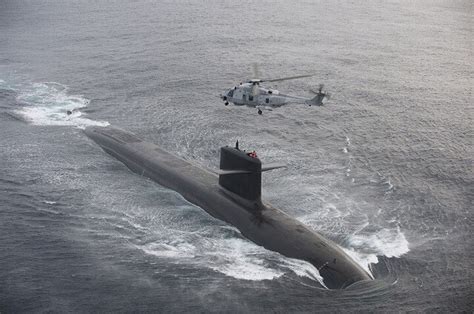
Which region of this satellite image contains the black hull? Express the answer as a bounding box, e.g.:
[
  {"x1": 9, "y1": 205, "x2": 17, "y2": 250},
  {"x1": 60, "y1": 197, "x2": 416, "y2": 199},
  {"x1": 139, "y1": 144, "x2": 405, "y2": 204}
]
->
[{"x1": 84, "y1": 126, "x2": 372, "y2": 289}]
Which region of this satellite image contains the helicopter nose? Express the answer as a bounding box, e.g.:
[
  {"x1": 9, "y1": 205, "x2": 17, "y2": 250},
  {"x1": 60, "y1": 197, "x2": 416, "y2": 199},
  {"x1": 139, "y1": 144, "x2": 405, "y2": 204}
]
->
[{"x1": 222, "y1": 96, "x2": 227, "y2": 101}]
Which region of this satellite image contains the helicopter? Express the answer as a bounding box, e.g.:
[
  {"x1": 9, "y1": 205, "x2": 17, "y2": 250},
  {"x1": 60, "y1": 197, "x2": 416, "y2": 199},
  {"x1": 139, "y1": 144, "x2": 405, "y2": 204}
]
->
[{"x1": 220, "y1": 65, "x2": 331, "y2": 114}]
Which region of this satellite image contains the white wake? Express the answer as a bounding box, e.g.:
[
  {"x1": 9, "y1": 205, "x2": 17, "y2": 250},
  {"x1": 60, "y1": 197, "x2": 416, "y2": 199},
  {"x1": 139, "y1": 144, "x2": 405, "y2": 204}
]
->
[{"x1": 12, "y1": 82, "x2": 109, "y2": 129}]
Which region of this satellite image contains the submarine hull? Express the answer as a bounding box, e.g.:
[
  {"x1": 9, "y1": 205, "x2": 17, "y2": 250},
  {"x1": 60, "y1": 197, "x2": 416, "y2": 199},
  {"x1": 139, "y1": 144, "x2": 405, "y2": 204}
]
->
[{"x1": 84, "y1": 126, "x2": 372, "y2": 289}]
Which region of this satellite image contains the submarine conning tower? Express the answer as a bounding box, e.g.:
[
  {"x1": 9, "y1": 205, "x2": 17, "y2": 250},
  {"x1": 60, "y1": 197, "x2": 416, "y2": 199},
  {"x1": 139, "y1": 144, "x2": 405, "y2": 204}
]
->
[{"x1": 219, "y1": 146, "x2": 262, "y2": 201}]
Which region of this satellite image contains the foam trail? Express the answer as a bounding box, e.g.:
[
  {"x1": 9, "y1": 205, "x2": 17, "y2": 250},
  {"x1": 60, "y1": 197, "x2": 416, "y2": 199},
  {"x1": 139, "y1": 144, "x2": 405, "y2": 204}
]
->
[
  {"x1": 0, "y1": 79, "x2": 17, "y2": 92},
  {"x1": 345, "y1": 226, "x2": 410, "y2": 275},
  {"x1": 277, "y1": 257, "x2": 326, "y2": 287},
  {"x1": 13, "y1": 82, "x2": 109, "y2": 129},
  {"x1": 136, "y1": 237, "x2": 286, "y2": 281},
  {"x1": 135, "y1": 231, "x2": 327, "y2": 285},
  {"x1": 207, "y1": 238, "x2": 286, "y2": 281}
]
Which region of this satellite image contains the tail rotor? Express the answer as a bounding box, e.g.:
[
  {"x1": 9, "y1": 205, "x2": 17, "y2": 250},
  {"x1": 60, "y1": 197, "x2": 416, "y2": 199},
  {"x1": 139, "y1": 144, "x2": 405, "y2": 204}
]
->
[{"x1": 308, "y1": 83, "x2": 330, "y2": 106}]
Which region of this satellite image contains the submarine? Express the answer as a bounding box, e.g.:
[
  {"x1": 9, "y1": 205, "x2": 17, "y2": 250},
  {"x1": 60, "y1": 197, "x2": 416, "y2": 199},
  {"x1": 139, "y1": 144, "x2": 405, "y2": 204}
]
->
[{"x1": 84, "y1": 126, "x2": 372, "y2": 289}]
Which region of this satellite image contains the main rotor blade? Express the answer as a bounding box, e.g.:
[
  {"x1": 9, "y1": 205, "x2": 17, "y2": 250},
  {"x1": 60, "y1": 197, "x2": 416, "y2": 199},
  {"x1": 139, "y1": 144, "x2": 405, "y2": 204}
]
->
[
  {"x1": 263, "y1": 74, "x2": 314, "y2": 83},
  {"x1": 252, "y1": 63, "x2": 261, "y2": 79}
]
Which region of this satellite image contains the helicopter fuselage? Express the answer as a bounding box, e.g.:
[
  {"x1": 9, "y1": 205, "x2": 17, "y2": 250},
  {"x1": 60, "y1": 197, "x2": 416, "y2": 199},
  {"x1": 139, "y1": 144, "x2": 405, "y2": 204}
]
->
[
  {"x1": 220, "y1": 66, "x2": 329, "y2": 114},
  {"x1": 221, "y1": 82, "x2": 326, "y2": 115},
  {"x1": 223, "y1": 83, "x2": 291, "y2": 107}
]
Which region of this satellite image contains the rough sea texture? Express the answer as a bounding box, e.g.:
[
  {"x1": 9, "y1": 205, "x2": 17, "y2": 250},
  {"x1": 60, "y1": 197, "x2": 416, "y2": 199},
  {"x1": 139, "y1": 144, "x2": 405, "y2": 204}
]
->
[{"x1": 0, "y1": 0, "x2": 472, "y2": 312}]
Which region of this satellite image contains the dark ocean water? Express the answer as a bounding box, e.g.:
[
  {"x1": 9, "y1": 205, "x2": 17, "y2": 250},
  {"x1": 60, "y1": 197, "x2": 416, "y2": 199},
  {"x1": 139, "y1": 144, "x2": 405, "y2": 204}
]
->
[{"x1": 0, "y1": 0, "x2": 472, "y2": 312}]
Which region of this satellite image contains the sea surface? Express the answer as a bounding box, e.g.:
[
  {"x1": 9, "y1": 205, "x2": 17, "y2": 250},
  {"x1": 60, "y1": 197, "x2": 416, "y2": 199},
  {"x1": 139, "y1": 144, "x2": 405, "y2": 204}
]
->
[{"x1": 0, "y1": 0, "x2": 472, "y2": 312}]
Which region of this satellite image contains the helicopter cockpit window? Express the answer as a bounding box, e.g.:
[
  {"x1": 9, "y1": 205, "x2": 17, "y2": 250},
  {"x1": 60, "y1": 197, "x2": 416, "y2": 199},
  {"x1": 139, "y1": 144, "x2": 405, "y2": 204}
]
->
[
  {"x1": 227, "y1": 90, "x2": 234, "y2": 97},
  {"x1": 265, "y1": 98, "x2": 269, "y2": 104},
  {"x1": 249, "y1": 95, "x2": 254, "y2": 101}
]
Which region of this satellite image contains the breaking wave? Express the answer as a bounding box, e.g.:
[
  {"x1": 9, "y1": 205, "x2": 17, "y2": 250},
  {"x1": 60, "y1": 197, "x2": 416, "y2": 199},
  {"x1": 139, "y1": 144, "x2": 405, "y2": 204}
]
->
[
  {"x1": 11, "y1": 81, "x2": 109, "y2": 129},
  {"x1": 134, "y1": 230, "x2": 326, "y2": 286}
]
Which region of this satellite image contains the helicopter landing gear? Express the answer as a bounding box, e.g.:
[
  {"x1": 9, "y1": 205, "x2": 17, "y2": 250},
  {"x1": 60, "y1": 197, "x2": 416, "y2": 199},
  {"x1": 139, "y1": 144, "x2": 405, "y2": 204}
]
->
[
  {"x1": 225, "y1": 102, "x2": 229, "y2": 106},
  {"x1": 257, "y1": 109, "x2": 262, "y2": 115}
]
